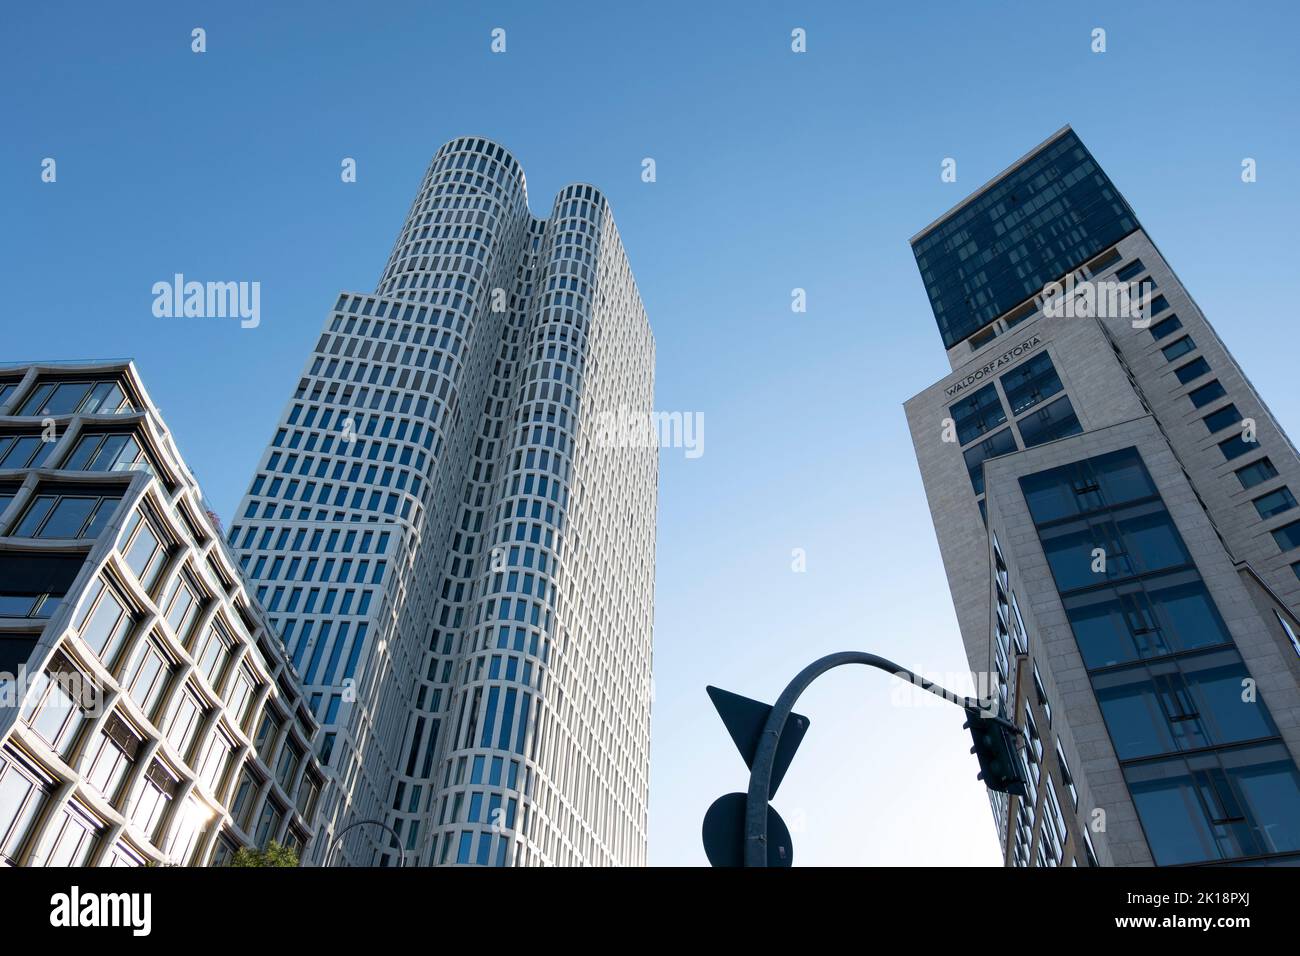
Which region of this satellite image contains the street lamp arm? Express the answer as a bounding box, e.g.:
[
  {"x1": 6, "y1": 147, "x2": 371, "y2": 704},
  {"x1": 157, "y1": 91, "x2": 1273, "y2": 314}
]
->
[
  {"x1": 327, "y1": 819, "x2": 407, "y2": 868},
  {"x1": 743, "y1": 651, "x2": 993, "y2": 868}
]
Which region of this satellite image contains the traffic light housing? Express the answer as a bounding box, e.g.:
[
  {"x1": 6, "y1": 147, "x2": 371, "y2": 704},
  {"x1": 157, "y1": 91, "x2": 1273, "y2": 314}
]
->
[{"x1": 963, "y1": 709, "x2": 1027, "y2": 796}]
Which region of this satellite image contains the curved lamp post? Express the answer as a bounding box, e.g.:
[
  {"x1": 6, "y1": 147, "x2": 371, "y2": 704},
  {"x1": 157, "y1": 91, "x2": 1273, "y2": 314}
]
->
[
  {"x1": 326, "y1": 819, "x2": 407, "y2": 868},
  {"x1": 735, "y1": 651, "x2": 1023, "y2": 868}
]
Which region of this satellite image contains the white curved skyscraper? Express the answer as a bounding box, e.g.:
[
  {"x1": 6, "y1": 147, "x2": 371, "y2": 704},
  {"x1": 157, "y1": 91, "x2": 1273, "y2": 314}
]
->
[{"x1": 227, "y1": 137, "x2": 656, "y2": 866}]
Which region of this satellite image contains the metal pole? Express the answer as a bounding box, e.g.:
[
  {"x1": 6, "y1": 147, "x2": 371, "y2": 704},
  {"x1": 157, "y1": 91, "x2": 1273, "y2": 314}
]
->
[
  {"x1": 326, "y1": 819, "x2": 408, "y2": 868},
  {"x1": 743, "y1": 651, "x2": 991, "y2": 867}
]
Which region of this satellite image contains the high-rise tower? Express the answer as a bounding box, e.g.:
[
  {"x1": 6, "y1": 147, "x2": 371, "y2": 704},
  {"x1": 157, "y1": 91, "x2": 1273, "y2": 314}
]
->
[
  {"x1": 228, "y1": 137, "x2": 656, "y2": 866},
  {"x1": 905, "y1": 127, "x2": 1300, "y2": 866}
]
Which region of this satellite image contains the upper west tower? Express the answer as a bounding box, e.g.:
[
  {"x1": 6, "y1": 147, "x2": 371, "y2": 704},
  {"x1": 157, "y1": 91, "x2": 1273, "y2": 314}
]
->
[{"x1": 228, "y1": 137, "x2": 657, "y2": 866}]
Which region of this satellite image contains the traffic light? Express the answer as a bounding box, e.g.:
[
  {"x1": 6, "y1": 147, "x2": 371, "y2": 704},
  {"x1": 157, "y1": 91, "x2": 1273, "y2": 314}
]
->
[{"x1": 963, "y1": 709, "x2": 1027, "y2": 796}]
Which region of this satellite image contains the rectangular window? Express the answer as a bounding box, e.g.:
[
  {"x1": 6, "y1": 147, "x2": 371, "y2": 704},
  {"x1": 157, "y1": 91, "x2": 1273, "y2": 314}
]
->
[
  {"x1": 1188, "y1": 380, "x2": 1227, "y2": 409},
  {"x1": 0, "y1": 434, "x2": 56, "y2": 469},
  {"x1": 1272, "y1": 520, "x2": 1300, "y2": 553},
  {"x1": 0, "y1": 553, "x2": 82, "y2": 620},
  {"x1": 85, "y1": 713, "x2": 142, "y2": 805},
  {"x1": 0, "y1": 751, "x2": 50, "y2": 865},
  {"x1": 120, "y1": 510, "x2": 169, "y2": 592},
  {"x1": 949, "y1": 384, "x2": 1007, "y2": 445},
  {"x1": 64, "y1": 432, "x2": 147, "y2": 474},
  {"x1": 1125, "y1": 742, "x2": 1300, "y2": 865},
  {"x1": 1001, "y1": 352, "x2": 1064, "y2": 415},
  {"x1": 1253, "y1": 487, "x2": 1297, "y2": 520},
  {"x1": 963, "y1": 427, "x2": 1017, "y2": 496},
  {"x1": 76, "y1": 578, "x2": 135, "y2": 666},
  {"x1": 1219, "y1": 434, "x2": 1255, "y2": 461},
  {"x1": 1235, "y1": 457, "x2": 1278, "y2": 489},
  {"x1": 1115, "y1": 259, "x2": 1146, "y2": 282},
  {"x1": 13, "y1": 491, "x2": 120, "y2": 540},
  {"x1": 1149, "y1": 314, "x2": 1183, "y2": 341},
  {"x1": 1160, "y1": 336, "x2": 1196, "y2": 361},
  {"x1": 1202, "y1": 404, "x2": 1241, "y2": 434},
  {"x1": 1017, "y1": 395, "x2": 1082, "y2": 448},
  {"x1": 1174, "y1": 357, "x2": 1211, "y2": 384}
]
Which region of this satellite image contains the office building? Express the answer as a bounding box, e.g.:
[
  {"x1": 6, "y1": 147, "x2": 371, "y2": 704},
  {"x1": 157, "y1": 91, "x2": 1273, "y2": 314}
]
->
[
  {"x1": 228, "y1": 136, "x2": 657, "y2": 866},
  {"x1": 905, "y1": 127, "x2": 1300, "y2": 865},
  {"x1": 0, "y1": 360, "x2": 325, "y2": 866}
]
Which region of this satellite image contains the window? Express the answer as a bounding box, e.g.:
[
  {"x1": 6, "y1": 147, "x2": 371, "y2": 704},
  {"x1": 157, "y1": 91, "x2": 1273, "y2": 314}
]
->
[
  {"x1": 229, "y1": 767, "x2": 260, "y2": 831},
  {"x1": 194, "y1": 624, "x2": 232, "y2": 689},
  {"x1": 1032, "y1": 661, "x2": 1051, "y2": 725},
  {"x1": 949, "y1": 384, "x2": 1007, "y2": 445},
  {"x1": 1126, "y1": 742, "x2": 1300, "y2": 864},
  {"x1": 36, "y1": 802, "x2": 102, "y2": 867},
  {"x1": 1272, "y1": 520, "x2": 1300, "y2": 552},
  {"x1": 1160, "y1": 336, "x2": 1196, "y2": 361},
  {"x1": 1202, "y1": 404, "x2": 1241, "y2": 434},
  {"x1": 63, "y1": 432, "x2": 148, "y2": 474},
  {"x1": 120, "y1": 509, "x2": 169, "y2": 592},
  {"x1": 1149, "y1": 315, "x2": 1183, "y2": 341},
  {"x1": 167, "y1": 795, "x2": 212, "y2": 865},
  {"x1": 1235, "y1": 457, "x2": 1278, "y2": 489},
  {"x1": 1001, "y1": 352, "x2": 1064, "y2": 415},
  {"x1": 161, "y1": 573, "x2": 203, "y2": 647},
  {"x1": 225, "y1": 669, "x2": 258, "y2": 731},
  {"x1": 125, "y1": 639, "x2": 173, "y2": 718},
  {"x1": 84, "y1": 712, "x2": 142, "y2": 805},
  {"x1": 164, "y1": 687, "x2": 208, "y2": 760},
  {"x1": 130, "y1": 761, "x2": 178, "y2": 842},
  {"x1": 1188, "y1": 380, "x2": 1227, "y2": 409},
  {"x1": 0, "y1": 751, "x2": 51, "y2": 865},
  {"x1": 21, "y1": 654, "x2": 98, "y2": 756},
  {"x1": 1219, "y1": 434, "x2": 1255, "y2": 461},
  {"x1": 275, "y1": 743, "x2": 303, "y2": 792},
  {"x1": 1115, "y1": 259, "x2": 1146, "y2": 282},
  {"x1": 253, "y1": 799, "x2": 284, "y2": 848},
  {"x1": 13, "y1": 491, "x2": 120, "y2": 539},
  {"x1": 75, "y1": 577, "x2": 135, "y2": 666},
  {"x1": 1017, "y1": 395, "x2": 1082, "y2": 448},
  {"x1": 0, "y1": 382, "x2": 19, "y2": 408},
  {"x1": 1092, "y1": 648, "x2": 1277, "y2": 760},
  {"x1": 0, "y1": 434, "x2": 56, "y2": 469},
  {"x1": 1253, "y1": 487, "x2": 1297, "y2": 520},
  {"x1": 17, "y1": 380, "x2": 132, "y2": 417},
  {"x1": 197, "y1": 729, "x2": 236, "y2": 795},
  {"x1": 1174, "y1": 357, "x2": 1211, "y2": 384},
  {"x1": 0, "y1": 553, "x2": 82, "y2": 619},
  {"x1": 296, "y1": 772, "x2": 322, "y2": 823},
  {"x1": 963, "y1": 427, "x2": 1017, "y2": 496},
  {"x1": 1056, "y1": 740, "x2": 1079, "y2": 809}
]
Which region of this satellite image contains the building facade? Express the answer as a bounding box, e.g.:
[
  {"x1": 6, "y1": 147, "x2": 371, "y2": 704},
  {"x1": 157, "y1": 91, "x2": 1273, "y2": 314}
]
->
[
  {"x1": 905, "y1": 127, "x2": 1300, "y2": 866},
  {"x1": 227, "y1": 137, "x2": 657, "y2": 866},
  {"x1": 0, "y1": 361, "x2": 325, "y2": 866}
]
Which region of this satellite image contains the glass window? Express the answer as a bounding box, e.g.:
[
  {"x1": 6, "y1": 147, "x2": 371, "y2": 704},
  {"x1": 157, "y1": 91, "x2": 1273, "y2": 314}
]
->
[
  {"x1": 14, "y1": 492, "x2": 119, "y2": 539},
  {"x1": 1275, "y1": 611, "x2": 1300, "y2": 659},
  {"x1": 130, "y1": 761, "x2": 178, "y2": 841},
  {"x1": 1219, "y1": 434, "x2": 1256, "y2": 461},
  {"x1": 1093, "y1": 648, "x2": 1278, "y2": 760},
  {"x1": 1001, "y1": 352, "x2": 1064, "y2": 415},
  {"x1": 1272, "y1": 520, "x2": 1300, "y2": 552},
  {"x1": 1254, "y1": 487, "x2": 1297, "y2": 520},
  {"x1": 949, "y1": 384, "x2": 1007, "y2": 445},
  {"x1": 1017, "y1": 395, "x2": 1082, "y2": 448},
  {"x1": 963, "y1": 427, "x2": 1017, "y2": 496},
  {"x1": 0, "y1": 434, "x2": 56, "y2": 469},
  {"x1": 1064, "y1": 571, "x2": 1232, "y2": 669},
  {"x1": 1149, "y1": 314, "x2": 1183, "y2": 341},
  {"x1": 1126, "y1": 742, "x2": 1300, "y2": 864},
  {"x1": 120, "y1": 510, "x2": 168, "y2": 591},
  {"x1": 1187, "y1": 380, "x2": 1227, "y2": 409},
  {"x1": 1161, "y1": 336, "x2": 1196, "y2": 361},
  {"x1": 37, "y1": 802, "x2": 102, "y2": 867},
  {"x1": 0, "y1": 553, "x2": 82, "y2": 619},
  {"x1": 20, "y1": 654, "x2": 97, "y2": 757},
  {"x1": 76, "y1": 578, "x2": 134, "y2": 666},
  {"x1": 64, "y1": 432, "x2": 146, "y2": 473},
  {"x1": 85, "y1": 713, "x2": 142, "y2": 805},
  {"x1": 161, "y1": 573, "x2": 202, "y2": 646},
  {"x1": 1174, "y1": 357, "x2": 1211, "y2": 385},
  {"x1": 1235, "y1": 457, "x2": 1278, "y2": 489},
  {"x1": 1202, "y1": 404, "x2": 1241, "y2": 434},
  {"x1": 0, "y1": 751, "x2": 51, "y2": 864},
  {"x1": 125, "y1": 640, "x2": 172, "y2": 718}
]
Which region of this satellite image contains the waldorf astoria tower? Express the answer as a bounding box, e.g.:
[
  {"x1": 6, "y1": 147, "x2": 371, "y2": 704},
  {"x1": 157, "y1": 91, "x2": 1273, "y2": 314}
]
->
[
  {"x1": 227, "y1": 137, "x2": 657, "y2": 866},
  {"x1": 905, "y1": 127, "x2": 1300, "y2": 866}
]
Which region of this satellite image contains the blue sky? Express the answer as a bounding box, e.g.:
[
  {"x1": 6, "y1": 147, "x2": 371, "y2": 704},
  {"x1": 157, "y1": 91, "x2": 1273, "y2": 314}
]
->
[{"x1": 4, "y1": 1, "x2": 1299, "y2": 865}]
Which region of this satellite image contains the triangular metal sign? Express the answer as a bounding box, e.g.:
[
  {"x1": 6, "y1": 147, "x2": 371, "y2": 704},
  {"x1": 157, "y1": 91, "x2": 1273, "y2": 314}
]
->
[{"x1": 706, "y1": 685, "x2": 810, "y2": 798}]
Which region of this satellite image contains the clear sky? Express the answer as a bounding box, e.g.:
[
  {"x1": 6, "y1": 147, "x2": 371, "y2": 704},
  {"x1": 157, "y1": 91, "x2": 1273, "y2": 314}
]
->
[{"x1": 4, "y1": 1, "x2": 1299, "y2": 866}]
